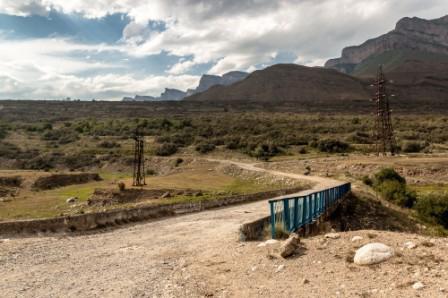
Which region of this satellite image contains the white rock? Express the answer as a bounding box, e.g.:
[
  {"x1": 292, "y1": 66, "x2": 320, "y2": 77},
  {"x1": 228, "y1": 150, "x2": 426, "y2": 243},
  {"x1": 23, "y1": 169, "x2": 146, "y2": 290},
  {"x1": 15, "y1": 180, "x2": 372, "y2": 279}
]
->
[
  {"x1": 257, "y1": 243, "x2": 267, "y2": 248},
  {"x1": 351, "y1": 236, "x2": 363, "y2": 242},
  {"x1": 354, "y1": 243, "x2": 394, "y2": 265},
  {"x1": 404, "y1": 241, "x2": 417, "y2": 249},
  {"x1": 325, "y1": 233, "x2": 340, "y2": 239},
  {"x1": 275, "y1": 264, "x2": 285, "y2": 273},
  {"x1": 66, "y1": 197, "x2": 78, "y2": 204},
  {"x1": 412, "y1": 282, "x2": 424, "y2": 290},
  {"x1": 265, "y1": 239, "x2": 279, "y2": 245}
]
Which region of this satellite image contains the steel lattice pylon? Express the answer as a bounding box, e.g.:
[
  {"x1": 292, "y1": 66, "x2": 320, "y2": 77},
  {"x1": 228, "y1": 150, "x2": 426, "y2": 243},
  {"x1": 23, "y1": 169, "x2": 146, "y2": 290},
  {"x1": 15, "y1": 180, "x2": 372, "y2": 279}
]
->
[
  {"x1": 372, "y1": 65, "x2": 397, "y2": 156},
  {"x1": 132, "y1": 130, "x2": 146, "y2": 186}
]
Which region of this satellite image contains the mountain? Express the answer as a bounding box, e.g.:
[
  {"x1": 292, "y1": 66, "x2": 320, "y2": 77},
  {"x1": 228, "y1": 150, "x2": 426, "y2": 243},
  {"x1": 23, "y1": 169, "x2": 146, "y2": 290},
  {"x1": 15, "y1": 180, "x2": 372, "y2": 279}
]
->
[
  {"x1": 185, "y1": 64, "x2": 369, "y2": 102},
  {"x1": 122, "y1": 71, "x2": 248, "y2": 101},
  {"x1": 191, "y1": 71, "x2": 249, "y2": 94},
  {"x1": 325, "y1": 15, "x2": 448, "y2": 77},
  {"x1": 159, "y1": 88, "x2": 186, "y2": 101},
  {"x1": 122, "y1": 95, "x2": 156, "y2": 102}
]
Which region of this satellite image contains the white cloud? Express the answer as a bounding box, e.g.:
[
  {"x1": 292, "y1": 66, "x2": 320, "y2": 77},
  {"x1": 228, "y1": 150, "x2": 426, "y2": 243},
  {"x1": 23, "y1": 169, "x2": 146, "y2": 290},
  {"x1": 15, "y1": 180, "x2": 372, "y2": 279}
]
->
[{"x1": 1, "y1": 0, "x2": 448, "y2": 99}]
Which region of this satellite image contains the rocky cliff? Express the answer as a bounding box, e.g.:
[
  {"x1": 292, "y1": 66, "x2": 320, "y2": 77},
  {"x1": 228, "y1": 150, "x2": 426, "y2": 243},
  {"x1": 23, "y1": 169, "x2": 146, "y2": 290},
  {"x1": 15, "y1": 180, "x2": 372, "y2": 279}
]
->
[{"x1": 325, "y1": 15, "x2": 448, "y2": 74}]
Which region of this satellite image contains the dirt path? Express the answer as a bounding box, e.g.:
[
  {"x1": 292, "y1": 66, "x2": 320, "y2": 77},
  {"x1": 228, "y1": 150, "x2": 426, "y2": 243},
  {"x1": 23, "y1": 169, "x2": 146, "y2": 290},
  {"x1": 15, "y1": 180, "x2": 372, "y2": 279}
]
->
[
  {"x1": 1, "y1": 160, "x2": 445, "y2": 297},
  {"x1": 207, "y1": 158, "x2": 341, "y2": 189}
]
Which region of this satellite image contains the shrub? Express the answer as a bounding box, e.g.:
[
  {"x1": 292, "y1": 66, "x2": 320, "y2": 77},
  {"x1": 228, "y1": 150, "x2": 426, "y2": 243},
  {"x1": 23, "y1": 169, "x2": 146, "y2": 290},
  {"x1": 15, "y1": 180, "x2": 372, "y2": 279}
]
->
[
  {"x1": 402, "y1": 141, "x2": 426, "y2": 153},
  {"x1": 362, "y1": 175, "x2": 373, "y2": 186},
  {"x1": 195, "y1": 143, "x2": 216, "y2": 154},
  {"x1": 155, "y1": 143, "x2": 178, "y2": 156},
  {"x1": 314, "y1": 139, "x2": 349, "y2": 153},
  {"x1": 98, "y1": 141, "x2": 121, "y2": 149},
  {"x1": 118, "y1": 182, "x2": 126, "y2": 191},
  {"x1": 299, "y1": 147, "x2": 307, "y2": 154},
  {"x1": 415, "y1": 192, "x2": 448, "y2": 228},
  {"x1": 174, "y1": 158, "x2": 184, "y2": 167},
  {"x1": 373, "y1": 168, "x2": 415, "y2": 208},
  {"x1": 374, "y1": 168, "x2": 406, "y2": 185}
]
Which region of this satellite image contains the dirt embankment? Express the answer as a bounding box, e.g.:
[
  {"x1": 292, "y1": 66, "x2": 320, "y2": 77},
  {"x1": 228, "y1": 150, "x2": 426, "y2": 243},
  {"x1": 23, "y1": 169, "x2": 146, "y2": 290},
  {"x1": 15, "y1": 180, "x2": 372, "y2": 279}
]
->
[{"x1": 31, "y1": 173, "x2": 102, "y2": 190}]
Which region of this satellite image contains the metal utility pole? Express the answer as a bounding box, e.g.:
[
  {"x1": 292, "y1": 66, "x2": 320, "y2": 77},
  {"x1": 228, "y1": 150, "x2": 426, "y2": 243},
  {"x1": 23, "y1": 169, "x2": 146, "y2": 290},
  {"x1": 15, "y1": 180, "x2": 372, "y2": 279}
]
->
[
  {"x1": 372, "y1": 65, "x2": 397, "y2": 156},
  {"x1": 132, "y1": 129, "x2": 146, "y2": 186}
]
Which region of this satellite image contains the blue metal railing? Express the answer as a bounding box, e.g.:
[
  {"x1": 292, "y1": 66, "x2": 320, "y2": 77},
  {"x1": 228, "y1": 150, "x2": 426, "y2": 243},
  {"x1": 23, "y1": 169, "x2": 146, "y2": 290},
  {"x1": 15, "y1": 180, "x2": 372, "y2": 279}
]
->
[{"x1": 269, "y1": 183, "x2": 351, "y2": 238}]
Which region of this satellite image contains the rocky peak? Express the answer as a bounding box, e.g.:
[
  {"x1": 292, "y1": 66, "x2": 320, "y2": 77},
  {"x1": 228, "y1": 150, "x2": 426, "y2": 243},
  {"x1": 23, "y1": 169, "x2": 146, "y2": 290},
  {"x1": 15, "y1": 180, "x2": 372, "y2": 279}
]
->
[{"x1": 325, "y1": 15, "x2": 448, "y2": 74}]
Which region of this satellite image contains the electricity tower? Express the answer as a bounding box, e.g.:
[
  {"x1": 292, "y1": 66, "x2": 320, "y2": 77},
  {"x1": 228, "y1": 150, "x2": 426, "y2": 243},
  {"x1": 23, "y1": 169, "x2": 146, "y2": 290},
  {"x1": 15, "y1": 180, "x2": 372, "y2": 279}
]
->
[
  {"x1": 132, "y1": 129, "x2": 146, "y2": 186},
  {"x1": 372, "y1": 65, "x2": 397, "y2": 156}
]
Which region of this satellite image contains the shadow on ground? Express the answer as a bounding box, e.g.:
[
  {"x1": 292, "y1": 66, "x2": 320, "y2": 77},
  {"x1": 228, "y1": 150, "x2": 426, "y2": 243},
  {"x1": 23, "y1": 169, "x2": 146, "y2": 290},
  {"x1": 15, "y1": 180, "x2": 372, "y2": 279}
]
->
[{"x1": 329, "y1": 191, "x2": 422, "y2": 234}]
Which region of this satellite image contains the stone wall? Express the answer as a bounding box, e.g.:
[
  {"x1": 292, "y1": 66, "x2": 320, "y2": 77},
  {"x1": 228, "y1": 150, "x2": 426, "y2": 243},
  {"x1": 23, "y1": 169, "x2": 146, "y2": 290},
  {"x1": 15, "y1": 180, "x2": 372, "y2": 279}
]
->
[{"x1": 0, "y1": 188, "x2": 304, "y2": 237}]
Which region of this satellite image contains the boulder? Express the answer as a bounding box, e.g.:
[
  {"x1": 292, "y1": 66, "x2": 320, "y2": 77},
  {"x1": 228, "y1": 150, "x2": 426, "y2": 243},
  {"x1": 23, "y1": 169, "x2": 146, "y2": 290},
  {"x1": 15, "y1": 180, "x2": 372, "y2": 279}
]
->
[
  {"x1": 412, "y1": 282, "x2": 425, "y2": 290},
  {"x1": 160, "y1": 192, "x2": 171, "y2": 199},
  {"x1": 351, "y1": 236, "x2": 363, "y2": 242},
  {"x1": 404, "y1": 241, "x2": 417, "y2": 249},
  {"x1": 280, "y1": 234, "x2": 300, "y2": 258},
  {"x1": 325, "y1": 233, "x2": 340, "y2": 239},
  {"x1": 66, "y1": 197, "x2": 78, "y2": 204},
  {"x1": 354, "y1": 243, "x2": 394, "y2": 265}
]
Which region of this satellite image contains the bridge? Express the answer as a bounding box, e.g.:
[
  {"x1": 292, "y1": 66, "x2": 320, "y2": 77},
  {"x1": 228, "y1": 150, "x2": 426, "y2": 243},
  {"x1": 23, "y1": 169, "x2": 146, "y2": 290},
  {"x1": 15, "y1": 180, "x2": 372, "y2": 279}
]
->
[{"x1": 268, "y1": 183, "x2": 351, "y2": 238}]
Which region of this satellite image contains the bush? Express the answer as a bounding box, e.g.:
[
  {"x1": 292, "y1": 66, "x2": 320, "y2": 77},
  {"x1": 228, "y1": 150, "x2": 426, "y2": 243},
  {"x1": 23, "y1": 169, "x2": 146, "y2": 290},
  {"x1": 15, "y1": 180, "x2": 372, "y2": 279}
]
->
[
  {"x1": 362, "y1": 175, "x2": 373, "y2": 186},
  {"x1": 155, "y1": 143, "x2": 178, "y2": 156},
  {"x1": 174, "y1": 158, "x2": 184, "y2": 167},
  {"x1": 373, "y1": 168, "x2": 415, "y2": 208},
  {"x1": 98, "y1": 141, "x2": 121, "y2": 149},
  {"x1": 195, "y1": 143, "x2": 216, "y2": 154},
  {"x1": 314, "y1": 139, "x2": 349, "y2": 153},
  {"x1": 415, "y1": 192, "x2": 448, "y2": 228},
  {"x1": 402, "y1": 141, "x2": 426, "y2": 153}
]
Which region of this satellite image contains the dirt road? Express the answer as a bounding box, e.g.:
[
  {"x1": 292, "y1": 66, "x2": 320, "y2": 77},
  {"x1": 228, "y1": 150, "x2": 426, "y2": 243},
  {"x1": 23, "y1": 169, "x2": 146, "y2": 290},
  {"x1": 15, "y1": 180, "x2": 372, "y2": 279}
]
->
[{"x1": 1, "y1": 160, "x2": 445, "y2": 297}]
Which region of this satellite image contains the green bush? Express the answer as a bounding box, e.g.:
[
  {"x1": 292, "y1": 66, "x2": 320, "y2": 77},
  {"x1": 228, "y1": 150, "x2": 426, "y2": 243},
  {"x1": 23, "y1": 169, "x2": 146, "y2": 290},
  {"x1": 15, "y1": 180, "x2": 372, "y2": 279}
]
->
[
  {"x1": 98, "y1": 141, "x2": 121, "y2": 148},
  {"x1": 314, "y1": 139, "x2": 349, "y2": 153},
  {"x1": 402, "y1": 141, "x2": 426, "y2": 153},
  {"x1": 155, "y1": 143, "x2": 178, "y2": 156},
  {"x1": 374, "y1": 168, "x2": 406, "y2": 185},
  {"x1": 415, "y1": 192, "x2": 448, "y2": 228},
  {"x1": 362, "y1": 175, "x2": 373, "y2": 186},
  {"x1": 195, "y1": 143, "x2": 216, "y2": 154},
  {"x1": 373, "y1": 168, "x2": 415, "y2": 208}
]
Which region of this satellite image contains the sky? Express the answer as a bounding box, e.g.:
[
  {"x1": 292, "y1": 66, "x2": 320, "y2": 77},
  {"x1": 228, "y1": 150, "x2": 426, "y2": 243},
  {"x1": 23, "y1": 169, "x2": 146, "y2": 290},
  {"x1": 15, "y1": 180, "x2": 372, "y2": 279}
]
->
[{"x1": 0, "y1": 0, "x2": 447, "y2": 100}]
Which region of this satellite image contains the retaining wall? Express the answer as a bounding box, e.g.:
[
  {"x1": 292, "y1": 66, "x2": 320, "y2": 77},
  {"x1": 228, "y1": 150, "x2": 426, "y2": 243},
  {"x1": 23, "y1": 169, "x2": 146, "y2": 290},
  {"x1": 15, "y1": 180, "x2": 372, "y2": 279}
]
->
[{"x1": 0, "y1": 187, "x2": 304, "y2": 236}]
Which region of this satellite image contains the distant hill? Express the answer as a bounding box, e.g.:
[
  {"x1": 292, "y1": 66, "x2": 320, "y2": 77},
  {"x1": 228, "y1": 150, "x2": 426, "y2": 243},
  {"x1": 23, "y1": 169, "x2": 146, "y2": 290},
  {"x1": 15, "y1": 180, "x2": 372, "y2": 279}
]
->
[
  {"x1": 123, "y1": 71, "x2": 248, "y2": 101},
  {"x1": 185, "y1": 64, "x2": 369, "y2": 102},
  {"x1": 325, "y1": 15, "x2": 448, "y2": 77}
]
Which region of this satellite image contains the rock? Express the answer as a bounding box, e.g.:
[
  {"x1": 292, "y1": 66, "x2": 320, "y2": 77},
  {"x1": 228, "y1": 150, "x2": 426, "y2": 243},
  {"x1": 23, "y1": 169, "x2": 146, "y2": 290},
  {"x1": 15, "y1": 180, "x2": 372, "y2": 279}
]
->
[
  {"x1": 280, "y1": 234, "x2": 300, "y2": 258},
  {"x1": 325, "y1": 233, "x2": 340, "y2": 239},
  {"x1": 265, "y1": 239, "x2": 279, "y2": 245},
  {"x1": 404, "y1": 241, "x2": 417, "y2": 249},
  {"x1": 275, "y1": 264, "x2": 285, "y2": 273},
  {"x1": 351, "y1": 236, "x2": 363, "y2": 242},
  {"x1": 302, "y1": 278, "x2": 310, "y2": 284},
  {"x1": 160, "y1": 192, "x2": 171, "y2": 199},
  {"x1": 257, "y1": 243, "x2": 267, "y2": 248},
  {"x1": 66, "y1": 197, "x2": 78, "y2": 204},
  {"x1": 354, "y1": 243, "x2": 394, "y2": 265},
  {"x1": 194, "y1": 191, "x2": 203, "y2": 197},
  {"x1": 412, "y1": 282, "x2": 425, "y2": 290}
]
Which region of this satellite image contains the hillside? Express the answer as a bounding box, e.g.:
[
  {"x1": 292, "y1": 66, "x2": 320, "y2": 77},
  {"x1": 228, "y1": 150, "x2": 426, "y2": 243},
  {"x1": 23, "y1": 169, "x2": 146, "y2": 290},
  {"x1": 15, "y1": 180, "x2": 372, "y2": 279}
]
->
[
  {"x1": 185, "y1": 64, "x2": 369, "y2": 102},
  {"x1": 326, "y1": 15, "x2": 448, "y2": 76}
]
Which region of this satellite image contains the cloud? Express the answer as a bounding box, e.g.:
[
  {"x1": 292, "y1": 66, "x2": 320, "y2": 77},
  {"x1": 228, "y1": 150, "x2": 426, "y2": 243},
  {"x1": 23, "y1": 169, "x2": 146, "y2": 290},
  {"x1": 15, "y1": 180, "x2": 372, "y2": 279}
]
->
[{"x1": 1, "y1": 0, "x2": 448, "y2": 100}]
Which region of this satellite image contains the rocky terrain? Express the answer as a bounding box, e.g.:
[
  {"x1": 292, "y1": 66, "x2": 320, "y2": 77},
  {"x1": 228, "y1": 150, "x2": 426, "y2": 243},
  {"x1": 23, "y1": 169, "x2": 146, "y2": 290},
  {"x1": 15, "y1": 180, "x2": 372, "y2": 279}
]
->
[{"x1": 325, "y1": 15, "x2": 448, "y2": 76}]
